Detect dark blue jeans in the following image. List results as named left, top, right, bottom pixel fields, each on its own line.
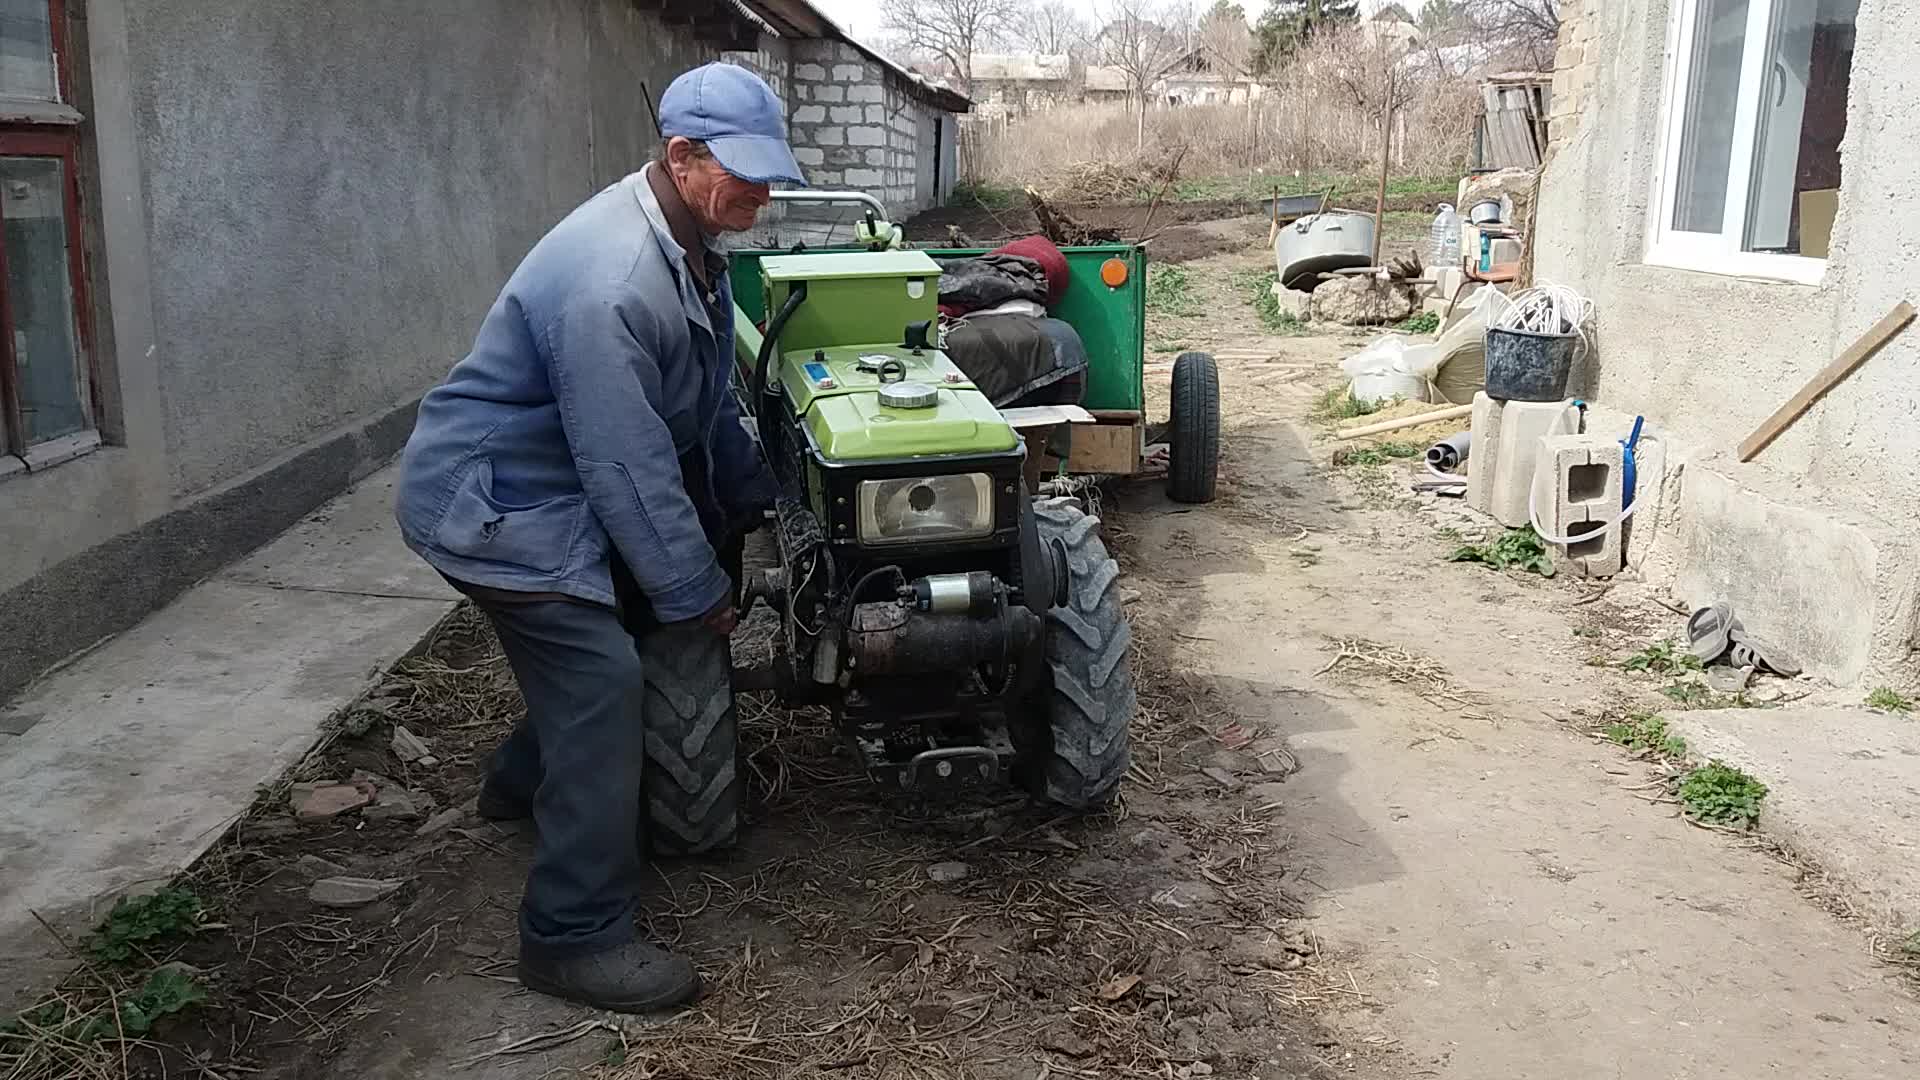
left=475, top=596, right=648, bottom=958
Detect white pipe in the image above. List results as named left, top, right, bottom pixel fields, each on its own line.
left=1526, top=434, right=1664, bottom=544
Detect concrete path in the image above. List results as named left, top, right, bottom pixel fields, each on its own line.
left=0, top=464, right=457, bottom=1007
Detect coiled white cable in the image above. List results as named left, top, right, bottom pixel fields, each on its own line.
left=1494, top=281, right=1596, bottom=360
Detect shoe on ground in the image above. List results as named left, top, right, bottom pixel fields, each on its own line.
left=474, top=783, right=529, bottom=821
left=517, top=940, right=700, bottom=1013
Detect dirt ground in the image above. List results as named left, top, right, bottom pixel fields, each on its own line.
left=38, top=214, right=1920, bottom=1080
left=903, top=194, right=1444, bottom=265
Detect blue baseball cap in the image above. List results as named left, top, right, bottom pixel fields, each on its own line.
left=659, top=63, right=807, bottom=186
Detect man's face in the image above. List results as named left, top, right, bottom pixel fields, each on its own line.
left=669, top=138, right=772, bottom=234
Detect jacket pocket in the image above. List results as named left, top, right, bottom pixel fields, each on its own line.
left=432, top=458, right=583, bottom=576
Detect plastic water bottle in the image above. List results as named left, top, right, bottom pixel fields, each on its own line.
left=1430, top=203, right=1461, bottom=267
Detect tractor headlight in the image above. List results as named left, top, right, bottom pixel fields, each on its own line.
left=856, top=474, right=994, bottom=545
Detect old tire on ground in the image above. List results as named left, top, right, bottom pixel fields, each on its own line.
left=1168, top=351, right=1220, bottom=504
left=639, top=628, right=741, bottom=857
left=1025, top=500, right=1135, bottom=809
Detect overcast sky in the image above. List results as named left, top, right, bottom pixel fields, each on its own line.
left=807, top=0, right=1414, bottom=46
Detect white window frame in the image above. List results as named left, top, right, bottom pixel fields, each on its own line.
left=1646, top=0, right=1831, bottom=286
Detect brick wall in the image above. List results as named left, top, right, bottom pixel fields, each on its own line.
left=1546, top=0, right=1602, bottom=158
left=741, top=39, right=956, bottom=248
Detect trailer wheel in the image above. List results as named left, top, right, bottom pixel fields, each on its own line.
left=1021, top=500, right=1134, bottom=809
left=639, top=628, right=741, bottom=857
left=1168, top=351, right=1220, bottom=504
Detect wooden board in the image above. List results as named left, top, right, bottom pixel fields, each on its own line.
left=1066, top=420, right=1141, bottom=475
left=1737, top=301, right=1915, bottom=462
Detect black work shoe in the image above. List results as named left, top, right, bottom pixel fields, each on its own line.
left=474, top=783, right=529, bottom=821
left=517, top=941, right=700, bottom=1013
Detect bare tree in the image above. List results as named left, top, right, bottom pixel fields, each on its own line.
left=881, top=0, right=1019, bottom=94
left=1194, top=1, right=1255, bottom=77
left=1464, top=0, right=1561, bottom=68
left=1006, top=0, right=1092, bottom=56
left=1095, top=0, right=1193, bottom=146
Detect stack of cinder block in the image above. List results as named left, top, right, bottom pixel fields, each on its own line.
left=1465, top=392, right=1626, bottom=578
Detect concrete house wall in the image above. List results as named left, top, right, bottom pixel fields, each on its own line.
left=0, top=0, right=721, bottom=701
left=1535, top=0, right=1920, bottom=685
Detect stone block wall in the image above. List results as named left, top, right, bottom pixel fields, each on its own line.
left=736, top=39, right=955, bottom=249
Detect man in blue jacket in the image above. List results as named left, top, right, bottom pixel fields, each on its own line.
left=395, top=64, right=794, bottom=1012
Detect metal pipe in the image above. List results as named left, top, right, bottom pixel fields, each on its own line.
left=770, top=189, right=889, bottom=218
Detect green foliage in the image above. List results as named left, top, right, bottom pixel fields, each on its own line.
left=1902, top=930, right=1920, bottom=957
left=89, top=888, right=204, bottom=966
left=1449, top=527, right=1555, bottom=578
left=1, top=968, right=206, bottom=1048
left=1866, top=687, right=1913, bottom=712
left=1149, top=339, right=1190, bottom=354
left=948, top=180, right=1020, bottom=209
left=1254, top=0, right=1362, bottom=73
left=1311, top=383, right=1382, bottom=422
left=1341, top=442, right=1421, bottom=467
left=1144, top=265, right=1199, bottom=317
left=1604, top=712, right=1689, bottom=759
left=1621, top=639, right=1703, bottom=676
left=1396, top=311, right=1440, bottom=335
left=1678, top=761, right=1769, bottom=828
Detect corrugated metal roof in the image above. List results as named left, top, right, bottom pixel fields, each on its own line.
left=734, top=0, right=971, bottom=113
left=970, top=53, right=1072, bottom=83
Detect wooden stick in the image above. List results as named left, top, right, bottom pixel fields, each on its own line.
left=1737, top=301, right=1915, bottom=461
left=1335, top=403, right=1473, bottom=440
left=1372, top=73, right=1394, bottom=268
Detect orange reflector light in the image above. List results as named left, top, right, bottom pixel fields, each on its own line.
left=1099, top=258, right=1129, bottom=288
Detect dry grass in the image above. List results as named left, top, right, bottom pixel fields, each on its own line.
left=961, top=29, right=1481, bottom=198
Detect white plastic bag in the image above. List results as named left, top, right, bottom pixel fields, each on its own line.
left=1341, top=335, right=1430, bottom=405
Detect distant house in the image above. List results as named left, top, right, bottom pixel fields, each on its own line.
left=1157, top=49, right=1267, bottom=106
left=962, top=53, right=1078, bottom=121
left=1361, top=5, right=1423, bottom=51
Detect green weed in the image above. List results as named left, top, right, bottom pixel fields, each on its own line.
left=89, top=888, right=205, bottom=966
left=1311, top=384, right=1383, bottom=422
left=948, top=180, right=1020, bottom=209
left=1396, top=311, right=1440, bottom=335
left=1339, top=442, right=1422, bottom=467
left=1604, top=712, right=1689, bottom=759
left=1901, top=930, right=1920, bottom=957
left=1, top=967, right=207, bottom=1050
left=1661, top=681, right=1717, bottom=708
left=1866, top=687, right=1913, bottom=712
left=1622, top=640, right=1703, bottom=676
left=1149, top=339, right=1189, bottom=354
left=1144, top=265, right=1200, bottom=318
left=1678, top=761, right=1769, bottom=828
left=1449, top=527, right=1554, bottom=578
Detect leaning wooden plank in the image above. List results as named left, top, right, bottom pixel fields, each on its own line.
left=1335, top=404, right=1474, bottom=441
left=1737, top=301, right=1916, bottom=461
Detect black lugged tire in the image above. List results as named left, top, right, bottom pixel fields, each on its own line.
left=1030, top=501, right=1135, bottom=808
left=639, top=629, right=741, bottom=857
left=1168, top=351, right=1220, bottom=504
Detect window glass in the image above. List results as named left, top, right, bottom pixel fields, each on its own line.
left=0, top=0, right=57, bottom=103
left=1743, top=0, right=1857, bottom=254
left=1671, top=0, right=1751, bottom=233
left=3, top=155, right=84, bottom=444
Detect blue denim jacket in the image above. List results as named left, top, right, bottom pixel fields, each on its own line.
left=395, top=167, right=775, bottom=620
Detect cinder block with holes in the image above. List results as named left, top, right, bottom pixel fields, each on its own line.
left=1531, top=434, right=1626, bottom=578
left=1466, top=393, right=1578, bottom=528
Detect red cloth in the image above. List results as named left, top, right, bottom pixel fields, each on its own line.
left=991, top=235, right=1070, bottom=307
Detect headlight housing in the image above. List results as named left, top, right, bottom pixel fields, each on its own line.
left=856, top=474, right=994, bottom=546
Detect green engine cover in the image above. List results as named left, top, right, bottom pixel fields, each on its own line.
left=761, top=250, right=941, bottom=357
left=780, top=345, right=1017, bottom=461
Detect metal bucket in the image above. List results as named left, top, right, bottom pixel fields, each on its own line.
left=1484, top=327, right=1576, bottom=402
left=1274, top=212, right=1375, bottom=292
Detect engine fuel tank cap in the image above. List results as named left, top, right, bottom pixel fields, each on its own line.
left=876, top=381, right=938, bottom=409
